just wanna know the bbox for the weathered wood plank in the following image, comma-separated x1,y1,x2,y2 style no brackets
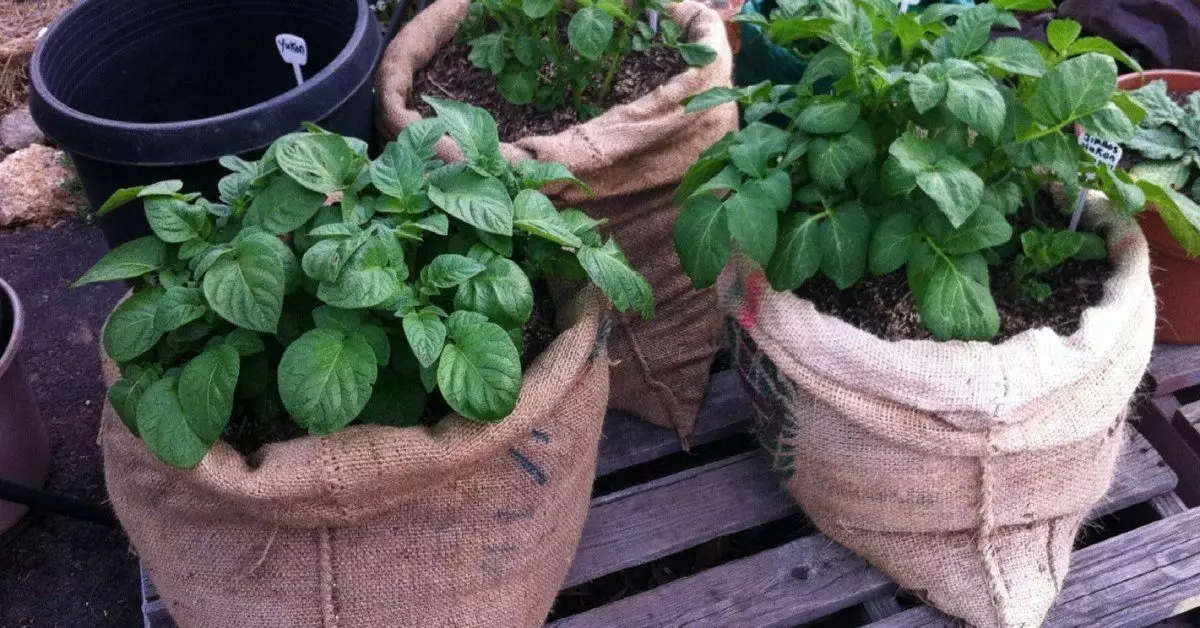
553,430,1175,627
553,533,895,628
864,596,906,621
1137,400,1200,507
565,450,793,588
1176,401,1200,458
1147,344,1200,397
870,507,1200,628
596,371,750,476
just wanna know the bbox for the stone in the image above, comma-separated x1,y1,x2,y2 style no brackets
0,145,79,229
0,105,45,152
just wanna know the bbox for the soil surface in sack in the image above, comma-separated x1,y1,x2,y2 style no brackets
223,285,559,462
412,39,687,142
797,194,1113,342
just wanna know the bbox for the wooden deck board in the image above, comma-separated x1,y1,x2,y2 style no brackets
869,507,1200,628
552,533,894,628
1147,344,1200,397
595,371,749,477
565,450,793,588
552,429,1175,627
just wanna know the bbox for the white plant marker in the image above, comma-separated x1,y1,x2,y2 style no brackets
649,11,659,34
275,33,309,87
1072,130,1124,230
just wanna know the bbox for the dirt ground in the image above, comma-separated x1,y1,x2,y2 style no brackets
0,219,138,627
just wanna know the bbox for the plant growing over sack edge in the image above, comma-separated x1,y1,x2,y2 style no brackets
673,0,1199,341
76,98,653,469
459,0,717,117
1121,78,1200,255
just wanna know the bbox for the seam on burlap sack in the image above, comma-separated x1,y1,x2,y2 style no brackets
320,526,337,628
617,315,690,445
978,428,1010,628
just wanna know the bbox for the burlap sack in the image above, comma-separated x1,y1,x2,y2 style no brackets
376,0,738,443
719,195,1155,628
101,290,610,628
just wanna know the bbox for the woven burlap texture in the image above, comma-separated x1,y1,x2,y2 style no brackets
719,193,1156,628
101,289,610,628
376,0,739,444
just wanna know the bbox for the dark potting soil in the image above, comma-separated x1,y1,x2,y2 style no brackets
412,40,687,142
797,195,1113,343
0,220,139,627
223,284,560,464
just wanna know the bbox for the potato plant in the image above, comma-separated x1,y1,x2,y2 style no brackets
76,98,653,469
674,0,1197,341
460,0,716,118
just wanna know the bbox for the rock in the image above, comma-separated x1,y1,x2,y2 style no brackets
0,145,80,229
0,105,45,152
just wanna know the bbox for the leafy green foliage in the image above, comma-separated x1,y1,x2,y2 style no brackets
674,1,1152,341
79,99,652,468
1123,79,1200,255
459,0,715,118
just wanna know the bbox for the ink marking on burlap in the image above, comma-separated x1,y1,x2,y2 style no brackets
508,448,549,486
726,316,799,481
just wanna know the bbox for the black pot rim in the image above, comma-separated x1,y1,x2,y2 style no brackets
30,0,379,166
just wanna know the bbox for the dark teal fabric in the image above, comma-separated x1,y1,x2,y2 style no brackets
734,0,976,87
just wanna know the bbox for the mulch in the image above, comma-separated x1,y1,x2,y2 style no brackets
0,0,73,119
0,218,138,627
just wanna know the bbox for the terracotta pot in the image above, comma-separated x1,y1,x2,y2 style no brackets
0,278,50,538
1119,69,1200,344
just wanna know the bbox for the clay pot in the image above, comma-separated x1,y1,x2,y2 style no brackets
0,278,50,539
1119,69,1200,344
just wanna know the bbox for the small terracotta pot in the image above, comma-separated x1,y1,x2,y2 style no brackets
1119,69,1200,344
0,278,50,538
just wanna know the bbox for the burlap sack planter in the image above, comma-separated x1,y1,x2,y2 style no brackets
718,195,1155,628
101,290,610,628
377,0,739,443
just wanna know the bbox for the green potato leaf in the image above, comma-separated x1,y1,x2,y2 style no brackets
249,174,325,235
275,133,359,194
178,344,240,444
428,170,515,236
136,375,210,469
674,195,731,290
278,328,378,435
568,8,614,60
454,256,535,328
767,212,825,290
203,240,285,333
438,320,522,422
577,239,655,319
820,201,870,289
104,288,165,362
74,236,167,287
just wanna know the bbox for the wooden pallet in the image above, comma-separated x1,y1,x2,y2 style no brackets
1138,345,1200,508
143,365,1200,628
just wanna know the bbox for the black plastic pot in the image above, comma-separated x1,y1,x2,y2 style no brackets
29,0,383,248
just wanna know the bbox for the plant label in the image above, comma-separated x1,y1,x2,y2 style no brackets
1077,131,1123,168
275,33,308,86
1070,129,1123,230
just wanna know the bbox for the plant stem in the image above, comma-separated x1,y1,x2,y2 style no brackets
598,23,633,102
